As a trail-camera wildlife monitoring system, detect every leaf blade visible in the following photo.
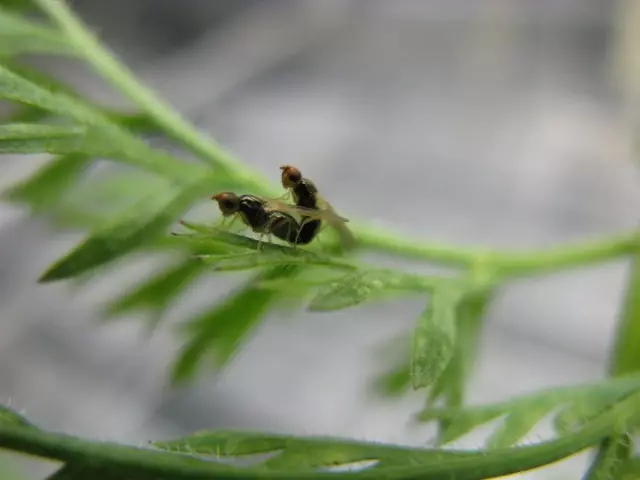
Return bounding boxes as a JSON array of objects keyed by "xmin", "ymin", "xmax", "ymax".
[
  {"xmin": 308, "ymin": 269, "xmax": 439, "ymax": 312},
  {"xmin": 411, "ymin": 287, "xmax": 461, "ymax": 389},
  {"xmin": 39, "ymin": 179, "xmax": 211, "ymax": 282},
  {"xmin": 171, "ymin": 265, "xmax": 301, "ymax": 384},
  {"xmin": 2, "ymin": 153, "xmax": 91, "ymax": 212}
]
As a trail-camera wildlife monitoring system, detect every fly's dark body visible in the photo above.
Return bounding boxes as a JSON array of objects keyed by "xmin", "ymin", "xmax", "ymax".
[
  {"xmin": 280, "ymin": 166, "xmax": 322, "ymax": 243},
  {"xmin": 213, "ymin": 192, "xmax": 316, "ymax": 245}
]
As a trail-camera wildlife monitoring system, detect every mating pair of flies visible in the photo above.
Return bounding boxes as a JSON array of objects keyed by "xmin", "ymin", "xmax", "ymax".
[{"xmin": 212, "ymin": 165, "xmax": 355, "ymax": 250}]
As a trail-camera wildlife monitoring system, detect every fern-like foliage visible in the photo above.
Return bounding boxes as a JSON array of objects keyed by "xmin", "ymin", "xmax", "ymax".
[{"xmin": 0, "ymin": 1, "xmax": 639, "ymax": 478}]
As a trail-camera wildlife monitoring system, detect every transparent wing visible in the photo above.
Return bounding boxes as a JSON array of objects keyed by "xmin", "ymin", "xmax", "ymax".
[{"xmin": 264, "ymin": 197, "xmax": 356, "ymax": 250}]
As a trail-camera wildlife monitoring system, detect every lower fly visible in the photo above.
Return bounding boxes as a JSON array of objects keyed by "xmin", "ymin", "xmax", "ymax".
[{"xmin": 212, "ymin": 192, "xmax": 316, "ymax": 248}]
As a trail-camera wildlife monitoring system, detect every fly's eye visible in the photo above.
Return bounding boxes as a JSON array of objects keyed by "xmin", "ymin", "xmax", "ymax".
[
  {"xmin": 288, "ymin": 170, "xmax": 302, "ymax": 183},
  {"xmin": 222, "ymin": 199, "xmax": 236, "ymax": 210}
]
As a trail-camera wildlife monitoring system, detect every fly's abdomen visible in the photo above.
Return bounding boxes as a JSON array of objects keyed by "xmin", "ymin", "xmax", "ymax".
[
  {"xmin": 268, "ymin": 212, "xmax": 300, "ymax": 244},
  {"xmin": 295, "ymin": 219, "xmax": 321, "ymax": 245}
]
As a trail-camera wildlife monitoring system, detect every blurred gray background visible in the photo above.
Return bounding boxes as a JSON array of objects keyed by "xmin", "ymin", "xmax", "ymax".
[{"xmin": 1, "ymin": 0, "xmax": 640, "ymax": 478}]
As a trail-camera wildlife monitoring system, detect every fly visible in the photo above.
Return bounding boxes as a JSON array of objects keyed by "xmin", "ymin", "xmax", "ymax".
[
  {"xmin": 212, "ymin": 192, "xmax": 317, "ymax": 247},
  {"xmin": 265, "ymin": 165, "xmax": 356, "ymax": 250}
]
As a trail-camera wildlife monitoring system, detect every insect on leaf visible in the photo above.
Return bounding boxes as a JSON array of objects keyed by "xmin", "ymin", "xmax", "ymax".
[
  {"xmin": 411, "ymin": 286, "xmax": 462, "ymax": 390},
  {"xmin": 39, "ymin": 180, "xmax": 211, "ymax": 282}
]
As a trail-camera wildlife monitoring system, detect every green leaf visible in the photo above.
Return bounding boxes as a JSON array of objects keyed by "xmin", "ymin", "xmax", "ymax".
[
  {"xmin": 553, "ymin": 383, "xmax": 638, "ymax": 434},
  {"xmin": 429, "ymin": 288, "xmax": 494, "ymax": 442},
  {"xmin": 308, "ymin": 269, "xmax": 440, "ymax": 312},
  {"xmin": 39, "ymin": 179, "xmax": 210, "ymax": 282},
  {"xmin": 485, "ymin": 402, "xmax": 556, "ymax": 449},
  {"xmin": 105, "ymin": 258, "xmax": 206, "ymax": 327},
  {"xmin": 0, "ymin": 7, "xmax": 74, "ymax": 56},
  {"xmin": 2, "ymin": 395, "xmax": 640, "ymax": 480},
  {"xmin": 2, "ymin": 62, "xmax": 157, "ymax": 133},
  {"xmin": 583, "ymin": 433, "xmax": 632, "ymax": 480},
  {"xmin": 415, "ymin": 373, "xmax": 640, "ymax": 447},
  {"xmin": 411, "ymin": 286, "xmax": 462, "ymax": 389},
  {"xmin": 199, "ymin": 250, "xmax": 357, "ymax": 273},
  {"xmin": 610, "ymin": 253, "xmax": 640, "ymax": 376},
  {"xmin": 0, "ymin": 63, "xmax": 203, "ymax": 181},
  {"xmin": 618, "ymin": 457, "xmax": 640, "ymax": 480},
  {"xmin": 428, "ymin": 289, "xmax": 492, "ymax": 405},
  {"xmin": 0, "ymin": 123, "xmax": 93, "ymax": 153},
  {"xmin": 0, "ymin": 406, "xmax": 34, "ymax": 429},
  {"xmin": 372, "ymin": 362, "xmax": 412, "ymax": 397},
  {"xmin": 2, "ymin": 153, "xmax": 90, "ymax": 212},
  {"xmin": 171, "ymin": 265, "xmax": 301, "ymax": 384}
]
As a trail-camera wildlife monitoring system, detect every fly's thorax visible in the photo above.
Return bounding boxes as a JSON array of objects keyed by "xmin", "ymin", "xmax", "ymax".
[
  {"xmin": 237, "ymin": 195, "xmax": 270, "ymax": 231},
  {"xmin": 293, "ymin": 179, "xmax": 318, "ymax": 209}
]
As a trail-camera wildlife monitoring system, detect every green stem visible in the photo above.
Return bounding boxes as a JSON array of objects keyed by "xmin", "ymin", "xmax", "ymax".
[
  {"xmin": 34, "ymin": 0, "xmax": 640, "ymax": 279},
  {"xmin": 0, "ymin": 407, "xmax": 630, "ymax": 480},
  {"xmin": 359, "ymin": 226, "xmax": 640, "ymax": 275},
  {"xmin": 33, "ymin": 0, "xmax": 272, "ymax": 193},
  {"xmin": 609, "ymin": 252, "xmax": 640, "ymax": 376}
]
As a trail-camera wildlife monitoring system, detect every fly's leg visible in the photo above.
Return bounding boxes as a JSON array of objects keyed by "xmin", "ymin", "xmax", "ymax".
[{"xmin": 214, "ymin": 214, "xmax": 238, "ymax": 232}]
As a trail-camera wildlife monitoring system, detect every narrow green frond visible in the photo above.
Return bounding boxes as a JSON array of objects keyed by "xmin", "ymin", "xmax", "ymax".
[
  {"xmin": 39, "ymin": 179, "xmax": 211, "ymax": 282},
  {"xmin": 0, "ymin": 6, "xmax": 74, "ymax": 56},
  {"xmin": 308, "ymin": 270, "xmax": 441, "ymax": 312},
  {"xmin": 171, "ymin": 266, "xmax": 301, "ymax": 384},
  {"xmin": 2, "ymin": 153, "xmax": 90, "ymax": 212},
  {"xmin": 415, "ymin": 373, "xmax": 640, "ymax": 447},
  {"xmin": 411, "ymin": 286, "xmax": 462, "ymax": 390}
]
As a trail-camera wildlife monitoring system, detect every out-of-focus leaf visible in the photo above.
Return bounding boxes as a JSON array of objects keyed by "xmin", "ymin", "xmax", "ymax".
[
  {"xmin": 415, "ymin": 373, "xmax": 640, "ymax": 447},
  {"xmin": 583, "ymin": 433, "xmax": 632, "ymax": 480},
  {"xmin": 0, "ymin": 406, "xmax": 34, "ymax": 429},
  {"xmin": 372, "ymin": 361, "xmax": 412, "ymax": 397},
  {"xmin": 105, "ymin": 258, "xmax": 207, "ymax": 327},
  {"xmin": 610, "ymin": 253, "xmax": 640, "ymax": 376},
  {"xmin": 618, "ymin": 457, "xmax": 640, "ymax": 480},
  {"xmin": 485, "ymin": 403, "xmax": 555, "ymax": 449},
  {"xmin": 0, "ymin": 6, "xmax": 74, "ymax": 56},
  {"xmin": 0, "ymin": 123, "xmax": 96, "ymax": 154},
  {"xmin": 199, "ymin": 250, "xmax": 356, "ymax": 273},
  {"xmin": 0, "ymin": 123, "xmax": 172, "ymax": 164},
  {"xmin": 429, "ymin": 288, "xmax": 494, "ymax": 441},
  {"xmin": 171, "ymin": 265, "xmax": 300, "ymax": 384},
  {"xmin": 45, "ymin": 463, "xmax": 160, "ymax": 480},
  {"xmin": 39, "ymin": 179, "xmax": 211, "ymax": 282},
  {"xmin": 2, "ymin": 153, "xmax": 90, "ymax": 212},
  {"xmin": 0, "ymin": 63, "xmax": 202, "ymax": 181},
  {"xmin": 411, "ymin": 286, "xmax": 462, "ymax": 390},
  {"xmin": 553, "ymin": 384, "xmax": 639, "ymax": 435},
  {"xmin": 308, "ymin": 269, "xmax": 441, "ymax": 312},
  {"xmin": 3, "ymin": 62, "xmax": 157, "ymax": 133}
]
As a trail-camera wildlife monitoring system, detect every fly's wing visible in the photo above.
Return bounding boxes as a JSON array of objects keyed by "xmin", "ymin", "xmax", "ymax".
[
  {"xmin": 318, "ymin": 197, "xmax": 357, "ymax": 251},
  {"xmin": 264, "ymin": 198, "xmax": 349, "ymax": 223},
  {"xmin": 264, "ymin": 197, "xmax": 356, "ymax": 250}
]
